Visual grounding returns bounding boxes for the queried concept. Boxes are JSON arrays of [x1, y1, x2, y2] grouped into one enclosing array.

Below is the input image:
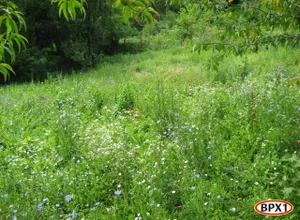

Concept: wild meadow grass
[[0, 47, 299, 219]]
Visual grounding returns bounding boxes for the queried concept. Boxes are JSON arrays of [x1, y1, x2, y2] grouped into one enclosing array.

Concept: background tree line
[[0, 0, 299, 83], [0, 0, 169, 83], [7, 0, 135, 82]]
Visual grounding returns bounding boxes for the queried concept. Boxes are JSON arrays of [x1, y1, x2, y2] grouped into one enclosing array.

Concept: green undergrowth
[[0, 47, 299, 219]]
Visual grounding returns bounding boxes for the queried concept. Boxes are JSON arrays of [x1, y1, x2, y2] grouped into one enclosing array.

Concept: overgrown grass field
[[0, 47, 299, 219]]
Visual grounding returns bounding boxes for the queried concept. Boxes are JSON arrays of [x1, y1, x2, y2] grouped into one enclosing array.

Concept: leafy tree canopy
[[174, 0, 299, 54]]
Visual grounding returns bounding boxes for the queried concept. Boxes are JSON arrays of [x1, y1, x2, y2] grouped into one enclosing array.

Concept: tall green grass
[[0, 46, 299, 219]]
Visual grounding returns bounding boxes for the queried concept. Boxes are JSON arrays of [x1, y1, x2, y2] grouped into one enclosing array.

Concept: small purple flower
[[114, 190, 122, 196], [37, 203, 43, 211], [1, 193, 8, 198], [65, 194, 72, 202], [70, 210, 77, 218]]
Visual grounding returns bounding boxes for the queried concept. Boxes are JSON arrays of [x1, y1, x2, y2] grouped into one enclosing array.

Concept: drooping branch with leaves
[[0, 1, 27, 80], [178, 0, 299, 54], [51, 0, 87, 21], [117, 0, 159, 24]]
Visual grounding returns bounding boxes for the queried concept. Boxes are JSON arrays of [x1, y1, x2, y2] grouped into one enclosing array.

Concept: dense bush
[[11, 47, 59, 82]]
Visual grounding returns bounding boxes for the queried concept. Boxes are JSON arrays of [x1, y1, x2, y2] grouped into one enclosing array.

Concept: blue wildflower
[[114, 190, 122, 196], [1, 193, 8, 198], [70, 210, 77, 218], [37, 203, 43, 211], [65, 194, 72, 202]]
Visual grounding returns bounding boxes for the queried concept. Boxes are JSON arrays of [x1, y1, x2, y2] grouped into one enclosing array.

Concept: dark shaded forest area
[[4, 0, 179, 82]]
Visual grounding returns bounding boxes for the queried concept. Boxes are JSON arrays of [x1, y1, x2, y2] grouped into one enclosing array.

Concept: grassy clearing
[[0, 47, 299, 219]]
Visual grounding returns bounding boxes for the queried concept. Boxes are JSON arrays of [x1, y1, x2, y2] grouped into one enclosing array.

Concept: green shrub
[[12, 47, 59, 82]]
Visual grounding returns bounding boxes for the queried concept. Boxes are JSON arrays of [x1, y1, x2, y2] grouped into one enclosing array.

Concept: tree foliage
[[0, 0, 299, 81], [0, 0, 87, 80], [51, 0, 86, 21], [0, 1, 27, 80], [116, 0, 159, 24], [178, 0, 299, 54]]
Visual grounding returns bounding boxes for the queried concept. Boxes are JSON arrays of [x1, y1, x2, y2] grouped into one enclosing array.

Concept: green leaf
[[147, 7, 160, 17], [114, 0, 121, 7], [0, 42, 5, 61], [67, 1, 76, 20], [5, 18, 12, 34], [4, 43, 16, 63], [0, 63, 15, 81], [0, 15, 5, 29], [0, 0, 27, 80], [9, 17, 19, 33], [123, 6, 130, 24], [54, 0, 87, 21], [143, 11, 153, 24], [130, 1, 145, 8], [192, 43, 200, 52], [63, 7, 69, 21]]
